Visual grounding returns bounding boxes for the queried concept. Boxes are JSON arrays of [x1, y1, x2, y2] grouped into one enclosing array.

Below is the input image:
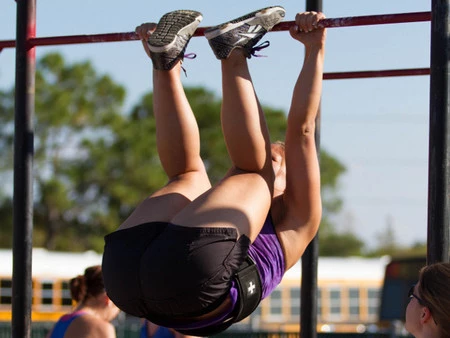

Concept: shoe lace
[[181, 52, 197, 77], [249, 41, 270, 58]]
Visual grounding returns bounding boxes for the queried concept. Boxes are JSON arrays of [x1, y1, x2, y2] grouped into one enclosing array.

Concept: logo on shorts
[[247, 281, 256, 295]]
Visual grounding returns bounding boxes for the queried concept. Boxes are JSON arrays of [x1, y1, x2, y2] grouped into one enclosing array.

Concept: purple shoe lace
[[181, 52, 197, 77], [250, 41, 270, 58]]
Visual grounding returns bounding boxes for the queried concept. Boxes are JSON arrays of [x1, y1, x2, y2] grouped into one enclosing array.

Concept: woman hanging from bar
[[102, 6, 325, 336]]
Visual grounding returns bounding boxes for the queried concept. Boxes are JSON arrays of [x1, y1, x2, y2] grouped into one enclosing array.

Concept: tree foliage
[[366, 219, 427, 257], [0, 52, 354, 254]]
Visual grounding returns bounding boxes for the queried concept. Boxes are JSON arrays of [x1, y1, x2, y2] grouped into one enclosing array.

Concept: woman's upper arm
[[284, 132, 322, 229]]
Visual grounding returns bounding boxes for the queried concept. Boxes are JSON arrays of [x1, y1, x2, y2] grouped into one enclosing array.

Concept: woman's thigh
[[171, 171, 273, 242], [119, 171, 211, 230]]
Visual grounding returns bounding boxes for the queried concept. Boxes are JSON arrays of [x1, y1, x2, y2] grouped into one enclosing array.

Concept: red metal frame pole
[[273, 11, 431, 31], [323, 68, 430, 80], [0, 11, 432, 50], [12, 0, 36, 337]]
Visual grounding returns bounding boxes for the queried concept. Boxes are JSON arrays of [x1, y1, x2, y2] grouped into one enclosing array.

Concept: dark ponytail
[[69, 265, 104, 303]]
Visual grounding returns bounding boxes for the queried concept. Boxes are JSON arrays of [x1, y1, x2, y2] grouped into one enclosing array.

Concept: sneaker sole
[[204, 6, 285, 40], [148, 10, 203, 53]]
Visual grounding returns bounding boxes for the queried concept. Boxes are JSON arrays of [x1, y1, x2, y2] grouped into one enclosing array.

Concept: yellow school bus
[[1, 248, 392, 333]]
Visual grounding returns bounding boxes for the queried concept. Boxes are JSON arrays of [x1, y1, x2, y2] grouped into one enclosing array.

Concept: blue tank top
[[140, 321, 175, 338], [48, 311, 87, 338], [171, 213, 285, 330]]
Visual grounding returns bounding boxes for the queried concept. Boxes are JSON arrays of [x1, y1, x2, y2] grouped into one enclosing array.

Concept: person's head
[[405, 262, 450, 338], [70, 265, 120, 321], [271, 141, 286, 195]]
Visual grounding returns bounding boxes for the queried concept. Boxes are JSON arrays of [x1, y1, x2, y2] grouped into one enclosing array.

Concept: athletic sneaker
[[204, 6, 285, 60], [147, 10, 203, 70]]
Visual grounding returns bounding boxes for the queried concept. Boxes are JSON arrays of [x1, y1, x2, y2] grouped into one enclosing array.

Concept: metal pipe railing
[[0, 11, 431, 51]]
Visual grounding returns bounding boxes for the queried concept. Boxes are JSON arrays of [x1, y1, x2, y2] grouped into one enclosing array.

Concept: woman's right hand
[[289, 12, 326, 48]]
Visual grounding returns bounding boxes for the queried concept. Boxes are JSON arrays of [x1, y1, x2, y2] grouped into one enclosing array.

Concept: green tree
[[366, 215, 427, 257], [317, 151, 365, 256], [0, 87, 14, 247], [373, 216, 399, 256], [0, 52, 350, 253], [0, 53, 126, 250], [319, 231, 365, 256]]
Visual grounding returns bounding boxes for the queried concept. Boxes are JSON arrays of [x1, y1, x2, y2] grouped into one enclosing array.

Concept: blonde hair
[[418, 262, 450, 337]]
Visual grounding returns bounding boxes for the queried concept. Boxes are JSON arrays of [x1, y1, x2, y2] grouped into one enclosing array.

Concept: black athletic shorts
[[102, 222, 250, 323]]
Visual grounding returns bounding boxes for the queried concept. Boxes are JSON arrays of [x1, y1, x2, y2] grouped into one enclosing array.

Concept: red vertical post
[[12, 0, 36, 337]]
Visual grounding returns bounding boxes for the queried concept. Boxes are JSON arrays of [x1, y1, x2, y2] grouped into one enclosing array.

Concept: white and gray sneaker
[[204, 6, 285, 60], [147, 10, 203, 70]]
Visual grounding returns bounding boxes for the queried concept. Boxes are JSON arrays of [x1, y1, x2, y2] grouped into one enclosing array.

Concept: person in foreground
[[102, 6, 325, 336], [47, 265, 120, 338], [405, 262, 450, 338]]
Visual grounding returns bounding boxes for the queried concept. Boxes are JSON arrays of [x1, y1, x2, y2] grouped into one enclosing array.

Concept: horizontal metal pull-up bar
[[324, 67, 430, 80], [273, 10, 430, 31], [0, 11, 431, 50]]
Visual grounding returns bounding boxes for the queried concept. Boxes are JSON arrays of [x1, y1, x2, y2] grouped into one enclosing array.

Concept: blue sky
[[0, 1, 431, 249]]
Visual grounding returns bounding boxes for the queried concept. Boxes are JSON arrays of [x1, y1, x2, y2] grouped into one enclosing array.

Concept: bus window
[[61, 281, 72, 306], [348, 288, 360, 318], [41, 281, 54, 306], [290, 287, 300, 318], [0, 279, 12, 305]]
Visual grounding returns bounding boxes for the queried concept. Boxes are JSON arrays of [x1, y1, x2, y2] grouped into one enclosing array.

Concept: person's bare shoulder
[[65, 315, 116, 338]]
